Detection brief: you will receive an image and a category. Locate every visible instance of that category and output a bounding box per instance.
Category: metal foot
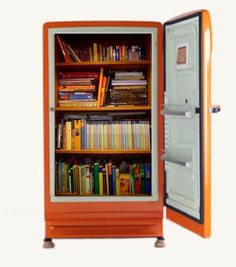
[154,237,165,248]
[43,238,55,249]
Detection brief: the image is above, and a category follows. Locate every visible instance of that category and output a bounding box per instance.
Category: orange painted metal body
[43,11,212,240]
[43,21,164,238]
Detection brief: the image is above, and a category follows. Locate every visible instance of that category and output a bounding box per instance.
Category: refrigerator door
[163,10,212,237]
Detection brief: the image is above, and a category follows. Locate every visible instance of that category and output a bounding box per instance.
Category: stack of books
[55,159,151,196]
[58,71,99,107]
[109,71,148,106]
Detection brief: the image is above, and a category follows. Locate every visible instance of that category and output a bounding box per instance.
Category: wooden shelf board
[55,105,151,111]
[55,60,150,68]
[55,193,151,197]
[55,149,151,154]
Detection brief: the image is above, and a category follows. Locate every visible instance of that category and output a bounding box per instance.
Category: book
[100,76,107,106]
[56,35,70,63]
[65,121,72,150]
[99,165,103,195]
[74,120,81,150]
[94,162,99,194]
[93,43,98,61]
[119,174,131,195]
[66,44,81,62]
[145,164,151,194]
[97,68,104,107]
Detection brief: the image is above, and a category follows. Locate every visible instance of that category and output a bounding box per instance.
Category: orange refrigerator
[43,10,220,248]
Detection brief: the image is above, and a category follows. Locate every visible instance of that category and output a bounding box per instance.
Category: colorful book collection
[56,35,145,63]
[57,115,151,150]
[58,71,99,107]
[57,70,148,107]
[55,159,151,196]
[109,71,147,105]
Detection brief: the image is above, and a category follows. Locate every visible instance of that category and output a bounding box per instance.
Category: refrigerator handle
[209,105,221,114]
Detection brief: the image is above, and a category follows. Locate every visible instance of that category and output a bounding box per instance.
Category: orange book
[97,68,104,107]
[74,120,81,150]
[100,76,107,106]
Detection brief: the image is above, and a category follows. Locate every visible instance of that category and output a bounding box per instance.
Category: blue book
[69,93,93,100]
[144,163,151,194]
[112,166,116,195]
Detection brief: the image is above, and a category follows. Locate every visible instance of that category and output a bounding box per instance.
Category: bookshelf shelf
[55,60,150,69]
[55,106,151,112]
[55,149,151,154]
[55,193,151,196]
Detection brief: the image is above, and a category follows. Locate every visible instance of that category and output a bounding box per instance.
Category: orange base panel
[46,220,163,238]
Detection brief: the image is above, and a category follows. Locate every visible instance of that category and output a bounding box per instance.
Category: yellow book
[99,166,103,195]
[74,120,81,150]
[93,43,98,61]
[119,173,131,195]
[116,168,120,195]
[65,121,72,150]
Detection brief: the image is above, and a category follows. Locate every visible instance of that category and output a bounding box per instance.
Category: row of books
[57,118,151,150]
[56,35,145,63]
[57,70,148,107]
[55,159,151,195]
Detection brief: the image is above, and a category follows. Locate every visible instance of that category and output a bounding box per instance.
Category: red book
[56,35,70,63]
[135,164,140,194]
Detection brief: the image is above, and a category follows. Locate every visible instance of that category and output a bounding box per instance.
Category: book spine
[65,121,72,150]
[111,165,116,195]
[94,163,99,194]
[84,165,91,194]
[145,163,151,194]
[115,168,120,195]
[58,161,62,192]
[93,43,98,62]
[99,166,103,195]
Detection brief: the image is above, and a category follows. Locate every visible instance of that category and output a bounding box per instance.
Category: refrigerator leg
[43,238,55,249]
[154,237,165,248]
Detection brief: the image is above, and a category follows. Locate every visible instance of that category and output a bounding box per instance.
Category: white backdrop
[0,0,235,266]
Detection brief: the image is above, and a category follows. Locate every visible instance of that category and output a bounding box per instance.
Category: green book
[131,163,136,194]
[61,162,66,193]
[140,164,145,194]
[94,163,99,194]
[65,164,70,192]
